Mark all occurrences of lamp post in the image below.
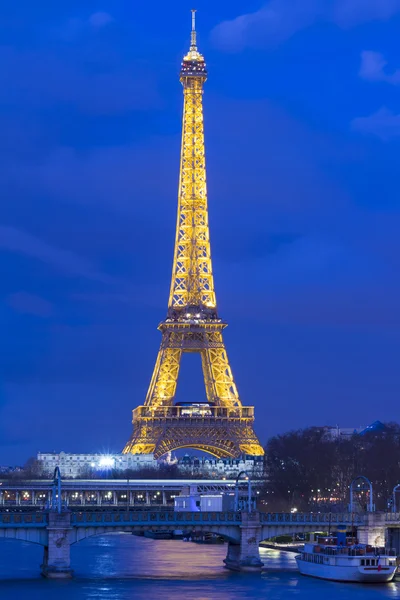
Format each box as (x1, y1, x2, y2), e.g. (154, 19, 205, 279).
(392, 484, 400, 513)
(349, 476, 373, 513)
(52, 466, 62, 514)
(234, 470, 252, 513)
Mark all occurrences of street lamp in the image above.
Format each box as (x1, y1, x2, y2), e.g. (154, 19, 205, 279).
(392, 484, 400, 513)
(349, 476, 373, 513)
(234, 470, 252, 513)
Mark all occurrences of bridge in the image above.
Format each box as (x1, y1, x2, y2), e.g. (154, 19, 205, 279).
(0, 507, 367, 578)
(2, 471, 400, 579)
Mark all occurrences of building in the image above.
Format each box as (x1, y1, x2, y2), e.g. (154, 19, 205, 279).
(37, 452, 157, 478)
(324, 421, 386, 441)
(36, 451, 264, 479)
(177, 454, 264, 478)
(324, 426, 363, 440)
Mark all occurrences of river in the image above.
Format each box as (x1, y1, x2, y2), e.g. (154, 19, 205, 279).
(0, 534, 399, 599)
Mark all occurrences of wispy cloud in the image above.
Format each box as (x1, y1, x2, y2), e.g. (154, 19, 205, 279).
(7, 292, 53, 318)
(58, 11, 114, 40)
(359, 51, 400, 84)
(88, 12, 114, 29)
(0, 47, 160, 116)
(351, 107, 400, 140)
(212, 0, 400, 51)
(0, 225, 116, 283)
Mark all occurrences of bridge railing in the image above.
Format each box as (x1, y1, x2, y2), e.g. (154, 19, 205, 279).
(385, 512, 400, 522)
(0, 509, 369, 529)
(70, 510, 242, 526)
(260, 512, 365, 524)
(133, 405, 255, 421)
(0, 512, 48, 527)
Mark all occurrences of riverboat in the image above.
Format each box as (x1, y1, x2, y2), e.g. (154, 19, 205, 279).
(296, 536, 397, 583)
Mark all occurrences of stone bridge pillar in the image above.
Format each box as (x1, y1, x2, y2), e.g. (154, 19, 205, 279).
(224, 512, 263, 572)
(41, 511, 73, 579)
(357, 512, 386, 547)
(387, 528, 400, 554)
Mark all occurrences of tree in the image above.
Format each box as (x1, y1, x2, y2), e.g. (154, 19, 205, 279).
(262, 423, 400, 512)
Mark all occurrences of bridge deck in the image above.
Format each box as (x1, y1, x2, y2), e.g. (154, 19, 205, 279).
(0, 509, 365, 528)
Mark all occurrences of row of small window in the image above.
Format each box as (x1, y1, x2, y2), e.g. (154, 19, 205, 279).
(303, 554, 324, 564)
(360, 559, 379, 566)
(46, 457, 93, 461)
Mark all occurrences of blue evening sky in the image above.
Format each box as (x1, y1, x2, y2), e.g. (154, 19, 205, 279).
(1, 0, 400, 462)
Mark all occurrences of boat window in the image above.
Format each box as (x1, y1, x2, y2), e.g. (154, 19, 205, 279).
(361, 559, 365, 566)
(366, 559, 370, 566)
(371, 559, 375, 566)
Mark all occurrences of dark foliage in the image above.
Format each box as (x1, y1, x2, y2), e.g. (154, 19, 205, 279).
(262, 423, 400, 512)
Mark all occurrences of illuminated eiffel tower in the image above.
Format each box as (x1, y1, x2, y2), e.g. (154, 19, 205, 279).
(123, 11, 264, 459)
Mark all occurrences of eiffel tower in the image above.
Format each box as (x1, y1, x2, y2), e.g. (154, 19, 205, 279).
(123, 11, 264, 459)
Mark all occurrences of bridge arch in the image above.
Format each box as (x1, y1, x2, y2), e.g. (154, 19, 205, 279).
(0, 528, 47, 546)
(70, 525, 240, 545)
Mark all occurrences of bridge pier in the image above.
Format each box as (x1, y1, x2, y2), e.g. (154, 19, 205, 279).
(357, 513, 386, 547)
(41, 512, 73, 579)
(224, 512, 263, 572)
(387, 528, 400, 555)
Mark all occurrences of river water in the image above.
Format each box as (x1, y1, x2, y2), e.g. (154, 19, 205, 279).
(0, 534, 399, 599)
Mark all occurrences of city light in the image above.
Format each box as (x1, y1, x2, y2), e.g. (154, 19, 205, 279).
(99, 456, 115, 468)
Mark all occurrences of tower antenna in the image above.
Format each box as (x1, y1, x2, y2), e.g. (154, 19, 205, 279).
(191, 9, 197, 49)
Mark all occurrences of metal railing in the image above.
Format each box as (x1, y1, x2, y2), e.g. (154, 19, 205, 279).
(0, 509, 373, 529)
(0, 512, 48, 527)
(260, 512, 366, 524)
(133, 405, 255, 420)
(385, 512, 400, 522)
(70, 510, 242, 526)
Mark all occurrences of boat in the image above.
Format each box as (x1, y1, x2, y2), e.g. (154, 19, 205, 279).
(143, 530, 172, 540)
(296, 534, 397, 583)
(191, 531, 224, 544)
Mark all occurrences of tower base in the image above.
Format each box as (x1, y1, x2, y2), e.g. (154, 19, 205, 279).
(123, 405, 264, 458)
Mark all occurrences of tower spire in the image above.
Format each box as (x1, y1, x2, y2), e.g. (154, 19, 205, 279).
(191, 9, 197, 49)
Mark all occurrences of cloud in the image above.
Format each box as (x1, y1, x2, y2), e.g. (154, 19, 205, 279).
(59, 11, 114, 40)
(211, 0, 319, 51)
(334, 0, 400, 27)
(0, 225, 116, 283)
(88, 12, 114, 28)
(359, 50, 400, 84)
(13, 142, 176, 217)
(351, 107, 400, 140)
(212, 0, 400, 51)
(0, 46, 160, 116)
(7, 292, 53, 317)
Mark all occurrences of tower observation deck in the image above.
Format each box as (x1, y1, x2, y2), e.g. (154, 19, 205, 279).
(123, 11, 264, 459)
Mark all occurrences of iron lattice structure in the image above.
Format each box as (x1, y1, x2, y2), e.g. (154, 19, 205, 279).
(124, 12, 264, 459)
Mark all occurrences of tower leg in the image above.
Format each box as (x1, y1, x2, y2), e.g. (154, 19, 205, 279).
(41, 512, 73, 579)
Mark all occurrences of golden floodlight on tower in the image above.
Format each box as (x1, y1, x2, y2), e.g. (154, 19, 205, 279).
(123, 11, 264, 459)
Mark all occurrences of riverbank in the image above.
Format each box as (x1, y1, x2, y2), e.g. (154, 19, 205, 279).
(260, 542, 303, 553)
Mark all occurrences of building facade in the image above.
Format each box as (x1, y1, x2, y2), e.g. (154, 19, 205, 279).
(323, 421, 386, 441)
(36, 451, 264, 479)
(37, 452, 157, 478)
(177, 454, 264, 478)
